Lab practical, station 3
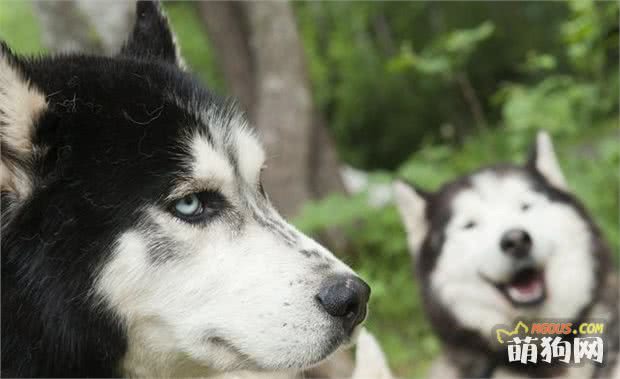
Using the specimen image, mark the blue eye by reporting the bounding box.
[169,190,229,224]
[174,194,202,217]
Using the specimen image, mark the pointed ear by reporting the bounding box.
[527,131,567,190]
[1,42,47,198]
[121,1,185,67]
[393,179,429,256]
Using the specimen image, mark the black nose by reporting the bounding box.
[500,228,532,258]
[317,275,370,333]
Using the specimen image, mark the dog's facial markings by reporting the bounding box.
[248,201,299,248]
[300,249,320,258]
[0,43,47,199]
[430,170,596,330]
[395,133,612,368]
[313,262,332,273]
[2,3,370,376]
[399,167,604,354]
[92,105,361,373]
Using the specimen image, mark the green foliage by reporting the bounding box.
[295,124,619,378]
[561,0,618,77]
[2,2,618,378]
[296,1,574,169]
[492,0,619,138]
[0,1,44,54]
[494,76,599,133]
[388,21,495,77]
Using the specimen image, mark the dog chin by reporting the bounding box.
[203,330,348,371]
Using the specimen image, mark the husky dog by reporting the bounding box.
[393,132,618,378]
[0,2,371,377]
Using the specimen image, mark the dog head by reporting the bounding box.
[1,2,369,375]
[393,132,610,351]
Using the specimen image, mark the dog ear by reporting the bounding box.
[393,179,429,256]
[121,1,185,67]
[527,131,567,190]
[0,42,47,199]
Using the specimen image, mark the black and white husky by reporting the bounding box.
[394,132,618,378]
[0,2,371,377]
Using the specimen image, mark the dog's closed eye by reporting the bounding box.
[463,220,477,230]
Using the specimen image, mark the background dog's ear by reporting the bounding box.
[393,179,429,256]
[526,131,568,190]
[1,42,47,199]
[121,1,185,67]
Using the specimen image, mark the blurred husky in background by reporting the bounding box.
[394,132,618,378]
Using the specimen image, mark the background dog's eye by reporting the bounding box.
[175,194,203,217]
[521,203,531,211]
[463,220,477,230]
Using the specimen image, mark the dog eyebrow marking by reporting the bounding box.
[233,128,265,185]
[166,178,222,201]
[190,134,235,189]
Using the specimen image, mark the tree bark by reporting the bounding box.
[243,1,315,217]
[199,1,346,219]
[33,1,135,54]
[197,1,255,118]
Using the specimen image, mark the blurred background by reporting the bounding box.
[1,1,617,377]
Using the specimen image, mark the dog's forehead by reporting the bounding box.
[184,121,265,188]
[430,167,539,222]
[173,92,263,184]
[25,55,265,187]
[453,170,532,208]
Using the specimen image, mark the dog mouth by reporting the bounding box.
[481,267,546,307]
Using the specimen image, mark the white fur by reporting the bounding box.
[96,131,358,376]
[0,51,47,197]
[431,172,594,342]
[392,180,427,255]
[234,128,265,185]
[190,135,236,191]
[351,328,393,379]
[533,131,567,190]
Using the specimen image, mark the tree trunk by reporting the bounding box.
[33,1,135,54]
[243,1,315,217]
[199,1,346,219]
[197,1,255,118]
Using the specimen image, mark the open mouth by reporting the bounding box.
[482,267,546,307]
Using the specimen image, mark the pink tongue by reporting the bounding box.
[511,278,540,294]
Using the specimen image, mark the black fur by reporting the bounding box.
[121,1,181,66]
[0,2,241,376]
[412,162,617,378]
